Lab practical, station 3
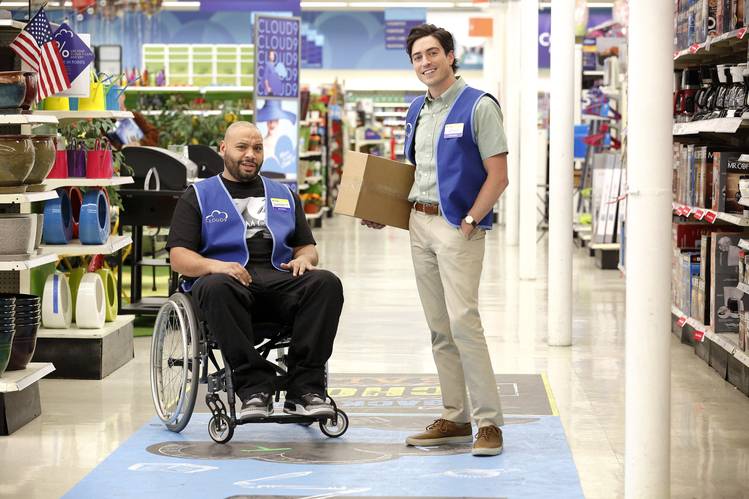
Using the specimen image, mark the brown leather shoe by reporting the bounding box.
[405,418,473,446]
[472,425,503,456]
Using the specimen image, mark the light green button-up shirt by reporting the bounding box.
[407,76,509,204]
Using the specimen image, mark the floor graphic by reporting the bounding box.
[64,375,581,499]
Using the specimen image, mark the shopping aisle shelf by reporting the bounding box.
[672,202,749,226]
[0,362,55,435]
[673,27,749,68]
[673,116,747,136]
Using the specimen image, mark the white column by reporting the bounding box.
[548,0,575,346]
[519,0,538,280]
[484,3,508,227]
[625,0,673,497]
[504,0,522,246]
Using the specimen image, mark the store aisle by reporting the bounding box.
[2,216,749,498]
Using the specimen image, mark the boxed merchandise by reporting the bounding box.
[673,221,713,249]
[709,231,749,332]
[711,151,747,213]
[335,151,415,230]
[681,252,701,316]
[692,276,701,321]
[740,311,749,351]
[697,277,708,324]
[701,234,713,324]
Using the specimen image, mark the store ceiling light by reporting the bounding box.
[301,1,348,6]
[349,1,457,7]
[161,1,201,9]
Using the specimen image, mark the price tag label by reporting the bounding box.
[693,330,705,342]
[677,316,688,328]
[689,43,701,54]
[739,27,748,39]
[705,211,718,223]
[694,209,706,220]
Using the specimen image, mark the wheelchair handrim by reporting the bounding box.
[151,299,190,424]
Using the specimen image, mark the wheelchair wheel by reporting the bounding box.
[208,413,234,444]
[150,293,200,433]
[319,410,349,438]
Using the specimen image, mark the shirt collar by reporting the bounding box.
[426,76,465,105]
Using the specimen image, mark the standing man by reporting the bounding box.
[363,24,509,456]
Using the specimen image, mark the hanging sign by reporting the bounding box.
[384,9,426,50]
[53,23,94,84]
[255,16,300,98]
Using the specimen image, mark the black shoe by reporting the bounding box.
[239,392,272,420]
[283,393,335,417]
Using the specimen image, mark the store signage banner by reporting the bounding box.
[55,32,92,98]
[255,15,300,98]
[53,23,94,83]
[538,8,613,68]
[201,0,300,14]
[384,9,426,50]
[255,98,299,178]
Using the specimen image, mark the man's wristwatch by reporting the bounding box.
[463,215,477,227]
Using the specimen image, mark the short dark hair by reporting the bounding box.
[406,24,458,74]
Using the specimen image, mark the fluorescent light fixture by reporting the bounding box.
[301,1,348,6]
[350,1,456,7]
[161,1,201,9]
[1,2,32,6]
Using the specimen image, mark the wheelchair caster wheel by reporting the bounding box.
[319,409,349,438]
[208,414,234,444]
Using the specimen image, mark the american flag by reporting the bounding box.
[10,9,71,101]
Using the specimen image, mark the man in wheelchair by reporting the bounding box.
[166,121,344,421]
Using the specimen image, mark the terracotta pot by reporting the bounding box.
[0,71,26,109]
[0,136,34,187]
[25,135,56,185]
[21,72,37,110]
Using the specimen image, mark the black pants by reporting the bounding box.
[192,266,343,401]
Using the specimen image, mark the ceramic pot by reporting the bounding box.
[25,136,56,185]
[0,330,13,376]
[0,136,34,187]
[21,72,37,110]
[6,322,39,371]
[0,71,27,109]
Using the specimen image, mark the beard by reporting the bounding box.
[225,157,261,182]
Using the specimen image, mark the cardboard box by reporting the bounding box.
[740,311,749,351]
[335,151,415,230]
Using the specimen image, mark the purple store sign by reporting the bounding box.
[538,8,613,69]
[255,15,301,98]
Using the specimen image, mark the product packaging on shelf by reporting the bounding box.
[710,231,749,332]
[701,234,713,324]
[740,311,748,351]
[673,221,713,249]
[711,151,747,213]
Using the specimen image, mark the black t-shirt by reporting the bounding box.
[166,175,315,267]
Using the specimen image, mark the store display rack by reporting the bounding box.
[0,362,55,435]
[673,28,749,69]
[672,202,749,227]
[670,18,749,397]
[671,305,749,396]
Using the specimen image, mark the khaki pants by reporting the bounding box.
[409,210,504,428]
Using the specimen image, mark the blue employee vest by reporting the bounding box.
[404,85,498,229]
[181,175,295,291]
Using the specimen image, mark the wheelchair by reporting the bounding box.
[149,291,349,444]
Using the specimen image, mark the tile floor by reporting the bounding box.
[1,215,749,498]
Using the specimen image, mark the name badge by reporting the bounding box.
[444,123,464,139]
[270,197,291,210]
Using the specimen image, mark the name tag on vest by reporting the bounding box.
[444,123,464,139]
[270,197,291,211]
